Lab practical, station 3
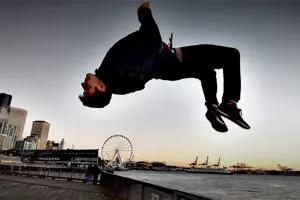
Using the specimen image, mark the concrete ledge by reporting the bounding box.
[100,172,212,200]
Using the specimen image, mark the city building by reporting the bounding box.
[0,122,4,136]
[30,121,50,150]
[15,140,36,150]
[7,107,28,141]
[0,93,16,150]
[0,93,12,130]
[46,138,65,150]
[15,135,39,150]
[0,134,13,150]
[59,138,65,150]
[14,140,24,150]
[46,140,59,150]
[0,93,12,122]
[0,93,12,107]
[1,124,17,149]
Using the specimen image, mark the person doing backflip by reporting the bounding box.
[79,1,250,132]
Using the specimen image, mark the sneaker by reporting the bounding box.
[205,106,228,133]
[216,102,251,129]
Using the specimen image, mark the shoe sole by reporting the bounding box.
[206,113,228,133]
[216,109,250,130]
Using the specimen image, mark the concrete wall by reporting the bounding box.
[100,172,212,200]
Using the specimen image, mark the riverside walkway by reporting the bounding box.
[0,163,212,200]
[0,174,113,200]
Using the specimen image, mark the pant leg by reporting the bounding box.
[200,69,219,105]
[179,44,241,105]
[221,48,241,103]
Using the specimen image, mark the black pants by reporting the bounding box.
[180,44,241,105]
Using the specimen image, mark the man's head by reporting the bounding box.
[79,73,112,108]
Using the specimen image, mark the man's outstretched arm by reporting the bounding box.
[138,2,154,24]
[137,2,162,51]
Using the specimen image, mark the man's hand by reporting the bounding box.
[138,1,151,10]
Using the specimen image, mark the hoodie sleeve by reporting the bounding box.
[138,7,154,24]
[137,7,163,52]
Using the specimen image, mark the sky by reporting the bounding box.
[0,0,299,170]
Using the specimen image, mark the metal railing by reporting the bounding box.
[0,163,93,182]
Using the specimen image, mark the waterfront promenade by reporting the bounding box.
[0,174,112,200]
[0,164,212,200]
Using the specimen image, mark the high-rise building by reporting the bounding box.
[3,124,17,148]
[59,138,65,150]
[7,107,28,141]
[30,121,50,150]
[0,122,5,136]
[0,93,12,123]
[0,93,15,150]
[0,93,12,108]
[0,134,12,150]
[0,124,17,150]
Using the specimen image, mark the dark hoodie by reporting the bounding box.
[95,7,180,95]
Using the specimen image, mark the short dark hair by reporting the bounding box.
[79,91,112,108]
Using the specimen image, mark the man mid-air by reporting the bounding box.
[79,1,250,132]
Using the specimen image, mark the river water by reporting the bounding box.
[115,170,300,200]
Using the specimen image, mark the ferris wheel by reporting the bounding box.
[101,134,133,166]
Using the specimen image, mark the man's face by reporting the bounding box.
[81,73,102,97]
